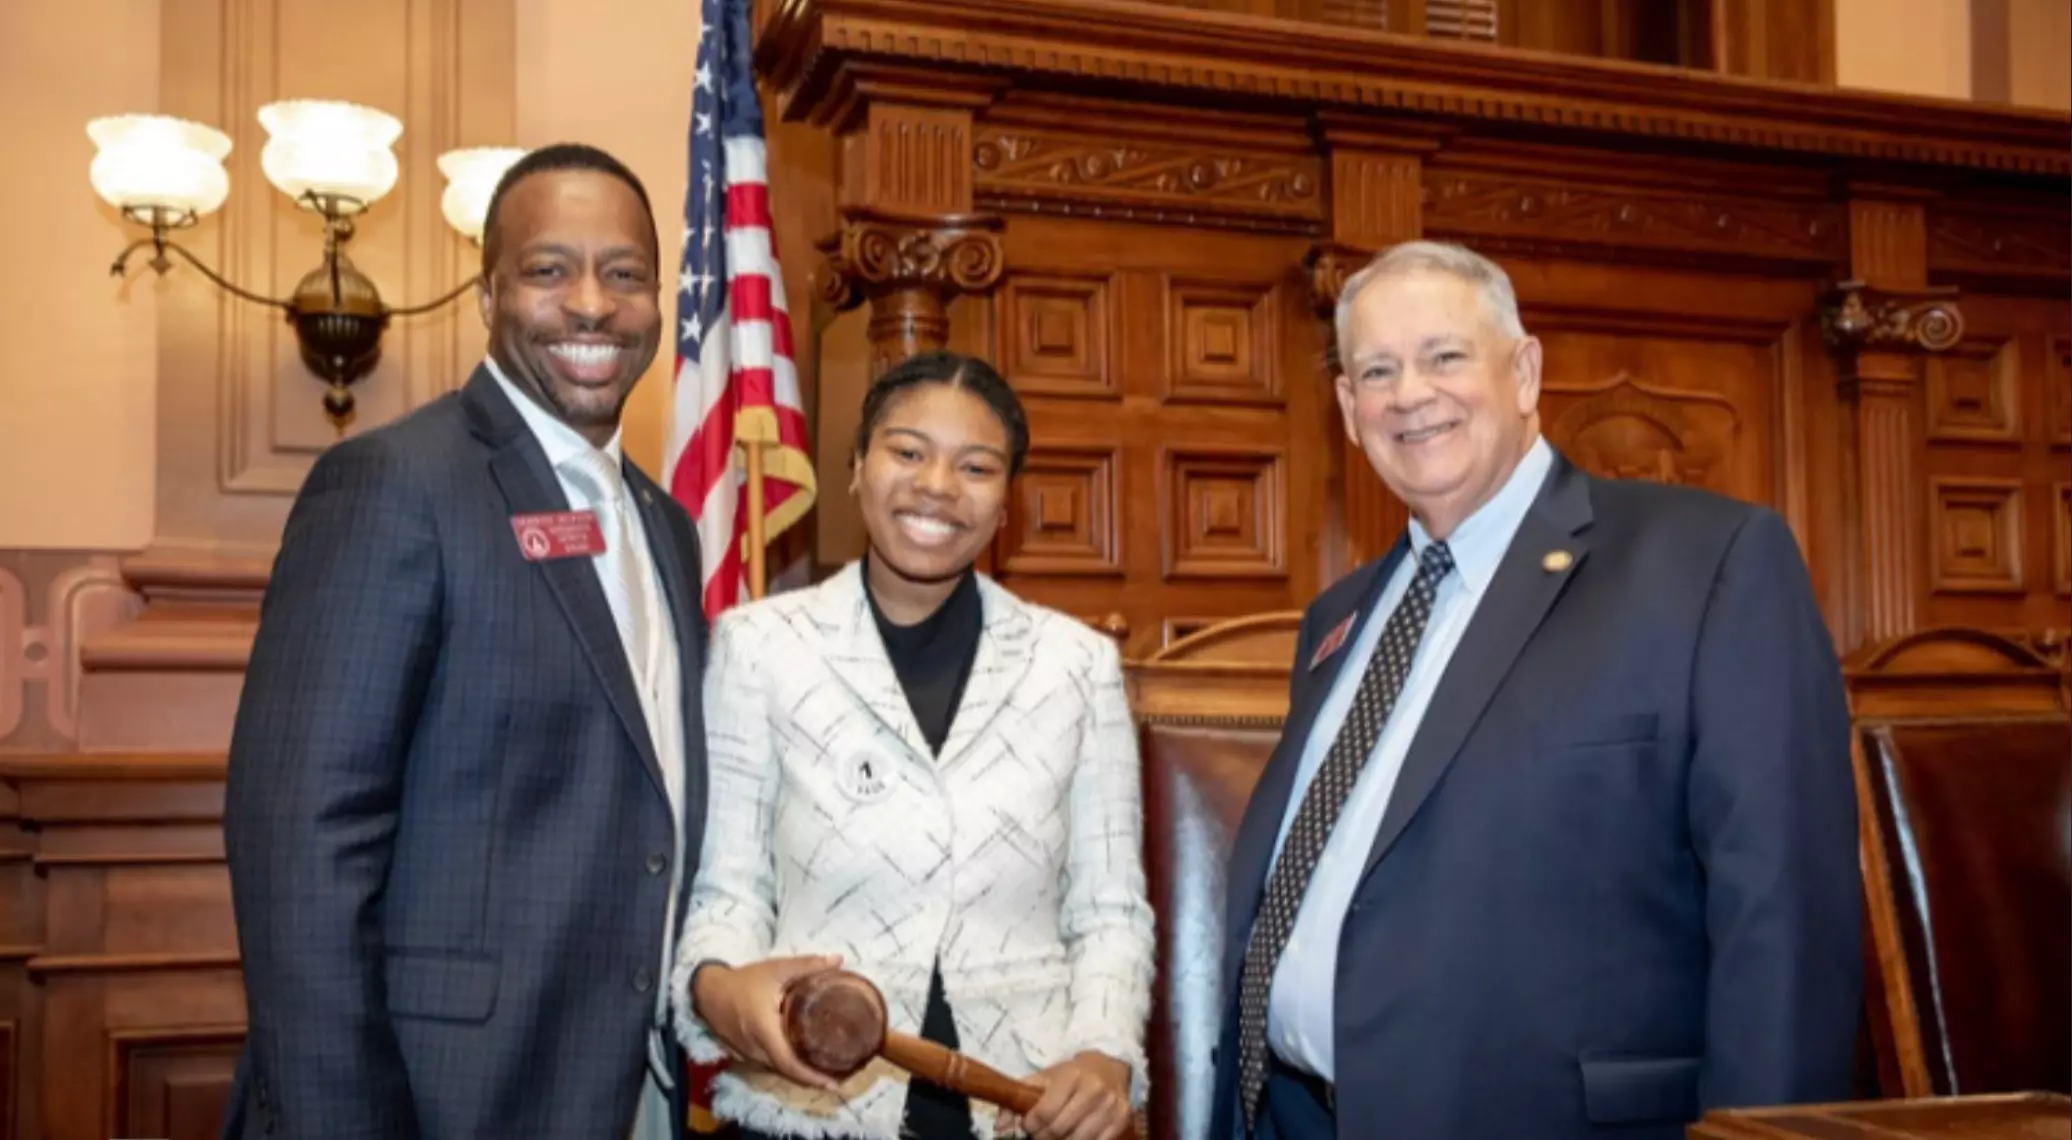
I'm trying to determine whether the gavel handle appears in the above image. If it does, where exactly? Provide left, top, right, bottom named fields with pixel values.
left=881, top=1030, right=1043, bottom=1114
left=878, top=1032, right=1141, bottom=1140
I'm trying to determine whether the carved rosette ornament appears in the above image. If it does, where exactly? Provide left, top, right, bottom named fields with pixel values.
left=817, top=211, right=1006, bottom=373
left=1819, top=280, right=1966, bottom=355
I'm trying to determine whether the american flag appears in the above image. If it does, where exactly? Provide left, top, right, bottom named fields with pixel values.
left=668, top=0, right=816, bottom=621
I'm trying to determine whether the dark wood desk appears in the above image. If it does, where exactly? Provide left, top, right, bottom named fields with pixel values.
left=1691, top=1092, right=2069, bottom=1139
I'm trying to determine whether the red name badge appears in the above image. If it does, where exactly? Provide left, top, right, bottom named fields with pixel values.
left=1309, top=613, right=1356, bottom=671
left=510, top=510, right=606, bottom=561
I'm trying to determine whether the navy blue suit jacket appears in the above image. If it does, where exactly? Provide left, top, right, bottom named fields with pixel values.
left=1208, top=451, right=1860, bottom=1140
left=221, top=367, right=708, bottom=1139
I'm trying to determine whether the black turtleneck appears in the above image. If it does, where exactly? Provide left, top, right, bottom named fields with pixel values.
left=865, top=554, right=982, bottom=756
left=862, top=553, right=983, bottom=1139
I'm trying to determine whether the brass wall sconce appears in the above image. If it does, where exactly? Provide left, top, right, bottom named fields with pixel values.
left=89, top=102, right=525, bottom=429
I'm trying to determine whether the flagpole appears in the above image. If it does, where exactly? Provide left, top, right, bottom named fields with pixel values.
left=735, top=407, right=776, bottom=599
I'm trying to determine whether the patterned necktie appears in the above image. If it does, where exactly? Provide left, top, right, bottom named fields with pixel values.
left=1235, top=540, right=1455, bottom=1132
left=562, top=450, right=654, bottom=675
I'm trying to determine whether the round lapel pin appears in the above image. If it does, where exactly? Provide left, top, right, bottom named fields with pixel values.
left=1542, top=550, right=1573, bottom=573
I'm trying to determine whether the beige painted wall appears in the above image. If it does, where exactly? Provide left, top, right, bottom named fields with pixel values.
left=516, top=0, right=701, bottom=480
left=1835, top=0, right=1974, bottom=99
left=0, top=1, right=162, bottom=550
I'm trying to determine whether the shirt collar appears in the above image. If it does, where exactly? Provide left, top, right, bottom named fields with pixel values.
left=482, top=355, right=623, bottom=472
left=1407, top=434, right=1553, bottom=596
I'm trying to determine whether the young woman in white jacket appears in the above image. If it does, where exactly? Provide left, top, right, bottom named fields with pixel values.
left=672, top=351, right=1154, bottom=1140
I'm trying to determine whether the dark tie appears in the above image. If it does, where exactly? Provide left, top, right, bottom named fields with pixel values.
left=1235, top=540, right=1456, bottom=1133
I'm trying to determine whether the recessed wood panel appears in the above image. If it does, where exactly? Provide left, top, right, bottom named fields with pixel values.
left=2049, top=336, right=2070, bottom=446
left=1164, top=449, right=1286, bottom=580
left=998, top=274, right=1116, bottom=398
left=2056, top=483, right=2071, bottom=598
left=1930, top=478, right=2026, bottom=595
left=1544, top=369, right=1744, bottom=493
left=1165, top=281, right=1282, bottom=405
left=112, top=1029, right=242, bottom=1140
left=1925, top=339, right=2021, bottom=444
left=995, top=446, right=1122, bottom=576
left=1, top=1019, right=13, bottom=1140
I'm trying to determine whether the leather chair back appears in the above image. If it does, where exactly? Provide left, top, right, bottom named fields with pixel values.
left=1844, top=627, right=2071, bottom=1099
left=1127, top=614, right=1301, bottom=1140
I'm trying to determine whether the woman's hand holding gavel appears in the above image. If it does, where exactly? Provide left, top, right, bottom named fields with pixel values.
left=689, top=954, right=849, bottom=1092
left=778, top=967, right=1136, bottom=1140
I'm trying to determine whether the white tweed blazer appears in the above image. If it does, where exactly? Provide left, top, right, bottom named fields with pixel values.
left=670, top=563, right=1155, bottom=1140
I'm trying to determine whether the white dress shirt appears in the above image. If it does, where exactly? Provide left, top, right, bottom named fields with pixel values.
left=485, top=358, right=688, bottom=1139
left=1264, top=435, right=1553, bottom=1080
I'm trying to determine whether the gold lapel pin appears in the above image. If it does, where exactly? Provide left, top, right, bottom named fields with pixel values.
left=1542, top=550, right=1573, bottom=573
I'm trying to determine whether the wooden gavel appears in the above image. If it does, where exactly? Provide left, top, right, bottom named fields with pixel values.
left=780, top=968, right=1138, bottom=1139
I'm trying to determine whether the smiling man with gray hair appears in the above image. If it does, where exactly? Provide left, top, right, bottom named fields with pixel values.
left=1209, top=239, right=1861, bottom=1140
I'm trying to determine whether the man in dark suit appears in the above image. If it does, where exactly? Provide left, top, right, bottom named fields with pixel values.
left=221, top=143, right=707, bottom=1140
left=1207, top=240, right=1860, bottom=1140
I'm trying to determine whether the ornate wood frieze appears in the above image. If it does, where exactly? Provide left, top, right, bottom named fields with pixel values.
left=1423, top=170, right=1846, bottom=264
left=970, top=128, right=1324, bottom=232
left=1927, top=206, right=2072, bottom=280
left=760, top=0, right=2071, bottom=178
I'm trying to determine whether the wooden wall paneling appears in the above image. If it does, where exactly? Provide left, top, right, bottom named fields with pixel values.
left=988, top=216, right=1327, bottom=657
left=3, top=755, right=241, bottom=1140
left=1707, top=0, right=1835, bottom=84
left=1915, top=293, right=2072, bottom=634
left=0, top=778, right=37, bottom=1140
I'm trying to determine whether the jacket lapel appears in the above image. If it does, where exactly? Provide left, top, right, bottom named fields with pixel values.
left=804, top=563, right=930, bottom=760
left=464, top=368, right=670, bottom=804
left=1355, top=455, right=1594, bottom=885
left=935, top=576, right=1036, bottom=771
left=1221, top=545, right=1402, bottom=988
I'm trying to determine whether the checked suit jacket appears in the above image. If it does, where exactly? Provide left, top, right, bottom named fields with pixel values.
left=220, top=365, right=709, bottom=1140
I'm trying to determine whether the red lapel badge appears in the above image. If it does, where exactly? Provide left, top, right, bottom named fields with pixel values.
left=510, top=510, right=607, bottom=561
left=1309, top=613, right=1356, bottom=671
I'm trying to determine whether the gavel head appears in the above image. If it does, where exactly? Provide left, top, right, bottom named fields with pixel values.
left=780, top=968, right=887, bottom=1079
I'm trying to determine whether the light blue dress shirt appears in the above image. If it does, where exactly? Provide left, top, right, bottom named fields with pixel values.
left=1264, top=435, right=1553, bottom=1081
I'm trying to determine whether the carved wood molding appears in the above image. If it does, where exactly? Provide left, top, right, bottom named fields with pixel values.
left=971, top=126, right=1324, bottom=232
left=1927, top=206, right=2072, bottom=282
left=1821, top=281, right=1966, bottom=356
left=817, top=211, right=1007, bottom=309
left=1424, top=170, right=1846, bottom=265
left=760, top=0, right=2071, bottom=178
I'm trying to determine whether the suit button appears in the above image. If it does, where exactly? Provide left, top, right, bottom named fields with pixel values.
left=645, top=851, right=667, bottom=875
left=634, top=967, right=654, bottom=994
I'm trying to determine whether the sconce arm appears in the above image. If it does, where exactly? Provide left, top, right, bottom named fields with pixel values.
left=111, top=233, right=292, bottom=312
left=385, top=273, right=483, bottom=318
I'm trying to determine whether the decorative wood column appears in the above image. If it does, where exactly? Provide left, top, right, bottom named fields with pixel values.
left=1308, top=117, right=1449, bottom=571
left=817, top=209, right=1004, bottom=376
left=1823, top=191, right=1965, bottom=650
left=811, top=77, right=1008, bottom=376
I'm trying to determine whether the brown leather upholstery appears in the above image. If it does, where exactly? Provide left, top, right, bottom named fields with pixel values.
left=1858, top=717, right=2071, bottom=1098
left=1139, top=721, right=1279, bottom=1140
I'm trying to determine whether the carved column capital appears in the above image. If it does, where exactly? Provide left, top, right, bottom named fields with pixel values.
left=816, top=210, right=1005, bottom=374
left=816, top=210, right=1005, bottom=312
left=1820, top=280, right=1965, bottom=355
left=1304, top=242, right=1368, bottom=319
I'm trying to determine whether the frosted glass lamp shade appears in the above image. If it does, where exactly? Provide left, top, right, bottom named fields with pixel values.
left=86, top=114, right=233, bottom=218
left=437, top=147, right=528, bottom=243
left=257, top=100, right=402, bottom=208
